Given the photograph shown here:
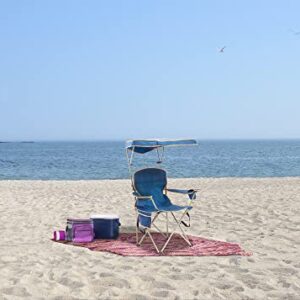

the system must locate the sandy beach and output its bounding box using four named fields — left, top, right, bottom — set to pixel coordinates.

left=0, top=177, right=299, bottom=300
